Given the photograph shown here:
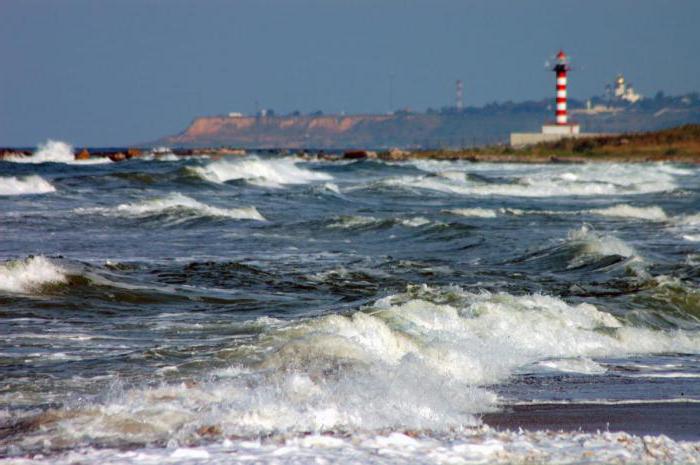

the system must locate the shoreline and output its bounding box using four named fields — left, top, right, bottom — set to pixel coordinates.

left=2, top=124, right=700, bottom=164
